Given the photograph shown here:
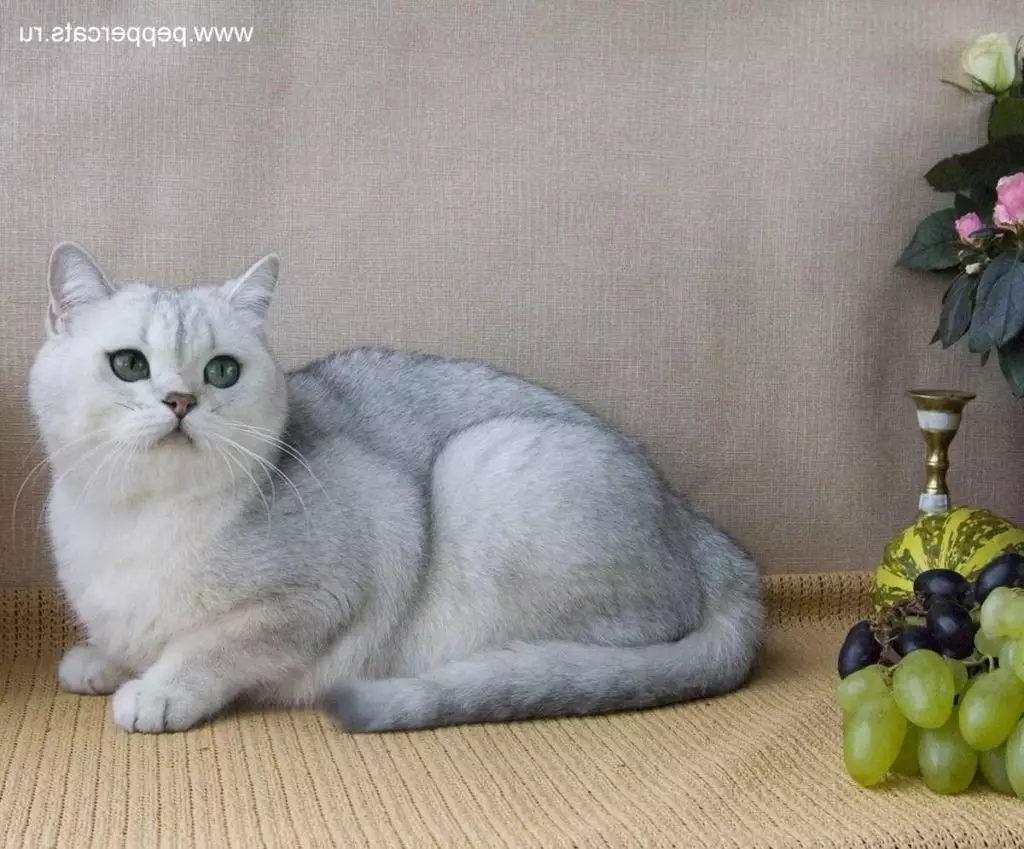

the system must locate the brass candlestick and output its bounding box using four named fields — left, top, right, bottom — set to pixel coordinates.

left=907, top=389, right=976, bottom=518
